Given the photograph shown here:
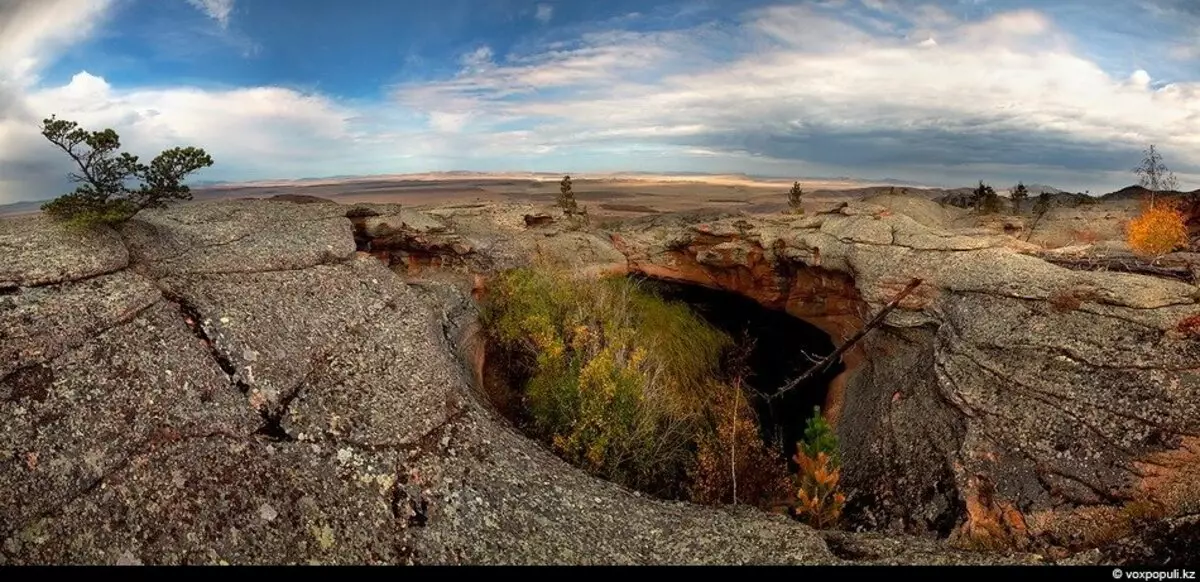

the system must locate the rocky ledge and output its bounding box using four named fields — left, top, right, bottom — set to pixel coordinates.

left=1, top=196, right=1196, bottom=565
